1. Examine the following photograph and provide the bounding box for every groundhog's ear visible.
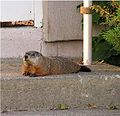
[39,53,43,56]
[24,52,29,56]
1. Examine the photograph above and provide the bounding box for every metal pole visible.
[83,0,92,65]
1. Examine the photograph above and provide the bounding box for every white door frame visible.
[34,1,43,27]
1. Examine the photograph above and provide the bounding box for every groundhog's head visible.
[23,51,43,65]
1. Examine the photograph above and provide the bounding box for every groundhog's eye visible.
[31,53,35,57]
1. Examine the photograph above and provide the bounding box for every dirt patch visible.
[0,58,120,78]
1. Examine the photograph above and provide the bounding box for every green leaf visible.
[57,103,69,110]
[92,12,101,24]
[92,37,118,60]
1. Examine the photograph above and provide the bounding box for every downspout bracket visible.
[80,7,92,14]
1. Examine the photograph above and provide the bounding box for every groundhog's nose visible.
[24,55,28,60]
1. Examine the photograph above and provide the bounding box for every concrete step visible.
[1,72,120,112]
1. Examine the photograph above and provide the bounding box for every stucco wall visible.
[1,27,83,58]
[1,27,42,58]
[43,1,83,42]
[41,40,83,58]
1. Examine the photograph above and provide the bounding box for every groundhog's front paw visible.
[29,73,38,77]
[23,72,30,76]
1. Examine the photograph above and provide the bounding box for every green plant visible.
[92,36,120,66]
[102,26,120,53]
[91,1,120,66]
[77,1,120,66]
[91,1,120,25]
[92,36,117,60]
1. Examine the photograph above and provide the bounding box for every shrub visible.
[91,1,120,66]
[102,26,120,53]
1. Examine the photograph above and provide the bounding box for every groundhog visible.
[22,51,91,77]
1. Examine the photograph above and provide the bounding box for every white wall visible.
[0,1,43,27]
[1,1,34,21]
[1,27,42,58]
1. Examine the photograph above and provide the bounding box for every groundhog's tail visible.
[79,65,91,72]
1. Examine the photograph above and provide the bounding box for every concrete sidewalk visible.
[1,72,120,112]
[1,109,120,116]
[1,58,120,113]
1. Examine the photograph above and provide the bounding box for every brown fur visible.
[22,51,91,77]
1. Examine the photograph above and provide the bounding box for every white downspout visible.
[83,0,92,65]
